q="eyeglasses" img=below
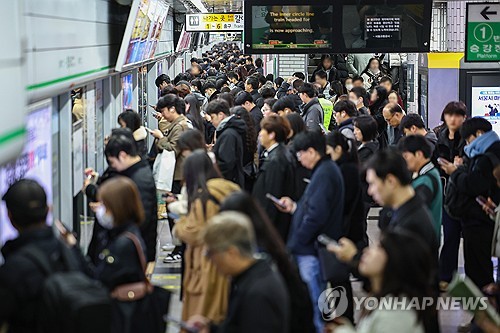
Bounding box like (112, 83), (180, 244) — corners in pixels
(384, 114), (394, 122)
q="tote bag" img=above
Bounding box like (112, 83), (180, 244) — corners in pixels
(152, 150), (176, 192)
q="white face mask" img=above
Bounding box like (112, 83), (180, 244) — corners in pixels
(96, 205), (114, 229)
(346, 84), (353, 91)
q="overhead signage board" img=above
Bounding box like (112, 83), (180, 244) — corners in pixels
(466, 3), (500, 62)
(186, 13), (244, 32)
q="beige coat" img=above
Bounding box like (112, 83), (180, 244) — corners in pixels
(157, 115), (189, 181)
(174, 178), (240, 324)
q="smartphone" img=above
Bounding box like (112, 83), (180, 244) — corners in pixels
(303, 178), (311, 184)
(476, 196), (495, 215)
(437, 157), (448, 165)
(54, 219), (68, 235)
(318, 123), (329, 134)
(164, 315), (199, 333)
(317, 234), (339, 247)
(149, 104), (156, 109)
(266, 193), (286, 209)
(145, 127), (155, 134)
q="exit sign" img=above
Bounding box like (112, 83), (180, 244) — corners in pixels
(466, 3), (500, 62)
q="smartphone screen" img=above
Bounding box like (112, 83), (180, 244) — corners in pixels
(317, 234), (339, 247)
(265, 193), (286, 209)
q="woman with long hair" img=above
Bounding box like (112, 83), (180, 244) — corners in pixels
(174, 150), (240, 325)
(368, 86), (389, 149)
(326, 230), (436, 333)
(118, 110), (148, 160)
(219, 191), (315, 333)
(184, 94), (205, 132)
(361, 57), (387, 90)
(231, 106), (258, 192)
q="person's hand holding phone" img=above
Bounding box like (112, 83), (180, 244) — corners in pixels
(147, 128), (164, 139)
(438, 157), (457, 175)
(328, 237), (358, 263)
(55, 220), (77, 247)
(186, 315), (210, 333)
(274, 196), (296, 214)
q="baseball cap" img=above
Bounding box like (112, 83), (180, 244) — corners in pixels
(2, 179), (48, 218)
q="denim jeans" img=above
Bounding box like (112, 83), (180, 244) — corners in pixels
(295, 255), (326, 333)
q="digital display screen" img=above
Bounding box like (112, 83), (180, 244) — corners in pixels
(0, 102), (53, 248)
(341, 1), (431, 51)
(471, 87), (500, 135)
(115, 0), (170, 72)
(247, 4), (334, 53)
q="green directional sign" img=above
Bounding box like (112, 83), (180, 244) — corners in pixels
(466, 3), (500, 62)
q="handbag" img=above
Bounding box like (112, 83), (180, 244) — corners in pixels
(110, 232), (171, 333)
(152, 150), (176, 191)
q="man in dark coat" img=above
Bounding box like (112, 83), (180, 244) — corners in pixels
(244, 76), (264, 109)
(234, 91), (262, 133)
(253, 115), (295, 241)
(0, 180), (81, 332)
(298, 83), (324, 132)
(187, 212), (290, 333)
(207, 100), (246, 188)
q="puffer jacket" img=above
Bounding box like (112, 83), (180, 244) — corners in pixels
(301, 98), (324, 131)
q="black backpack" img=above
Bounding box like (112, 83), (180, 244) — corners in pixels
(20, 243), (112, 333)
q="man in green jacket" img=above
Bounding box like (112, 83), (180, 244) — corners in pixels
(399, 135), (443, 240)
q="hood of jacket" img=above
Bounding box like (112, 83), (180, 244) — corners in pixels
(133, 126), (147, 141)
(464, 130), (500, 158)
(217, 115), (247, 136)
(207, 178), (241, 202)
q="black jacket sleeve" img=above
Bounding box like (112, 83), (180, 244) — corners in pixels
(276, 82), (290, 99)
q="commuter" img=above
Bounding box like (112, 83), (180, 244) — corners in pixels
(317, 92), (334, 131)
(298, 83), (324, 131)
(326, 131), (368, 323)
(354, 115), (379, 165)
(379, 77), (404, 108)
(150, 94), (191, 193)
(219, 192), (315, 333)
(278, 131), (345, 333)
(274, 76), (284, 91)
(231, 107), (258, 193)
(369, 86), (389, 148)
(190, 79), (208, 109)
(217, 92), (235, 108)
(203, 81), (219, 103)
(227, 71), (245, 90)
(311, 54), (337, 82)
(89, 177), (153, 332)
(187, 212), (290, 333)
(360, 58), (387, 90)
(185, 94), (205, 133)
(174, 151), (240, 325)
(0, 180), (85, 332)
(387, 90), (400, 105)
(117, 110), (148, 160)
(206, 100), (246, 188)
(313, 70), (332, 99)
(261, 98), (277, 118)
(399, 135), (443, 239)
(244, 76), (264, 109)
(94, 132), (158, 263)
(325, 230), (435, 333)
(382, 102), (405, 145)
(347, 54), (373, 77)
(352, 75), (365, 88)
(254, 58), (264, 75)
(329, 81), (346, 104)
(334, 100), (358, 141)
(349, 86), (369, 115)
(366, 149), (439, 256)
(439, 117), (500, 289)
(234, 91), (262, 132)
(260, 87), (276, 100)
(252, 115), (295, 241)
(272, 95), (299, 116)
(276, 73), (303, 99)
(285, 113), (310, 201)
(155, 74), (171, 90)
(433, 101), (466, 290)
(400, 113), (438, 146)
(334, 54), (350, 80)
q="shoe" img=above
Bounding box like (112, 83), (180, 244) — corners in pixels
(351, 26), (362, 36)
(161, 244), (175, 251)
(439, 281), (449, 292)
(163, 254), (182, 263)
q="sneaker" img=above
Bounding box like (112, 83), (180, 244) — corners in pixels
(163, 254), (182, 263)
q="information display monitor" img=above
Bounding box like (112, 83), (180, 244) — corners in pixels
(245, 1), (335, 54)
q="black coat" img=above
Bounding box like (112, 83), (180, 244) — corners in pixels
(310, 66), (337, 83)
(214, 116), (247, 188)
(253, 144), (295, 241)
(0, 228), (80, 333)
(357, 141), (379, 165)
(334, 54), (349, 79)
(93, 223), (146, 290)
(215, 260), (290, 333)
(249, 105), (263, 133)
(450, 141), (500, 225)
(120, 159), (157, 262)
(432, 127), (466, 179)
(250, 89), (264, 109)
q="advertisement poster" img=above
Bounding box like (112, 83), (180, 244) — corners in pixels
(122, 74), (134, 110)
(72, 122), (84, 197)
(85, 86), (96, 169)
(471, 87), (500, 135)
(0, 101), (53, 247)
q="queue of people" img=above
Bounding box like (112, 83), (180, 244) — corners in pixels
(0, 42), (499, 333)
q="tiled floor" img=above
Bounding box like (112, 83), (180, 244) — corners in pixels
(152, 209), (496, 333)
